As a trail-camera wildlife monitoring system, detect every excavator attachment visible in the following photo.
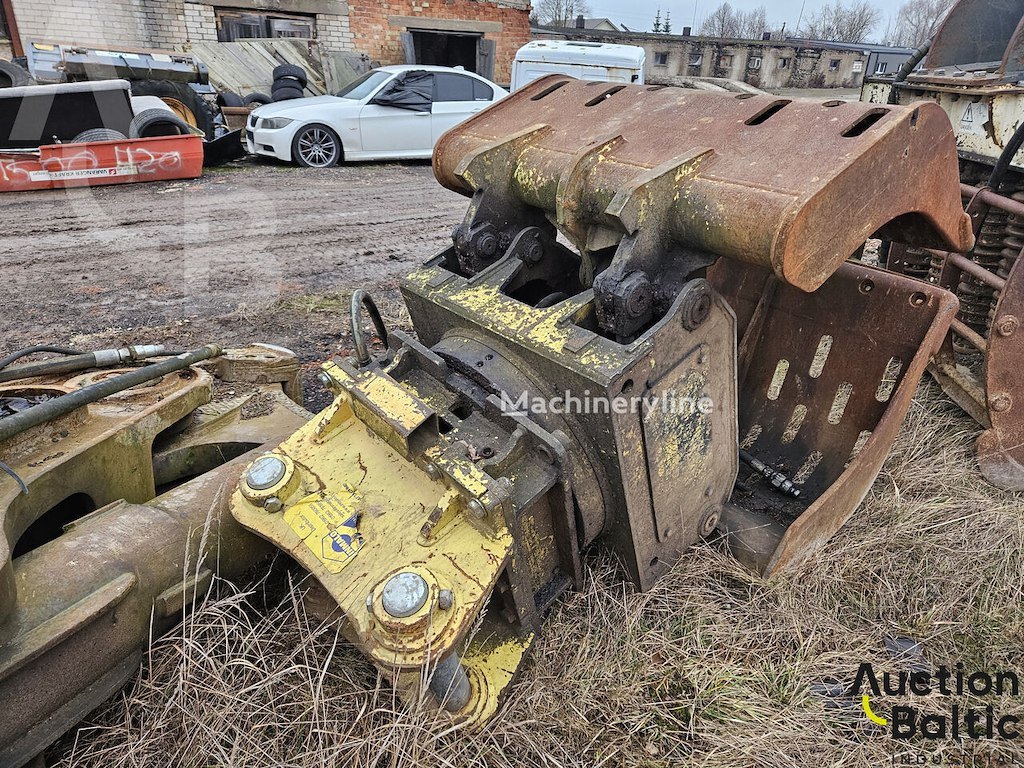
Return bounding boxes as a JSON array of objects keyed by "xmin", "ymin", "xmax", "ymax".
[
  {"xmin": 0, "ymin": 345, "xmax": 310, "ymax": 765},
  {"xmin": 230, "ymin": 78, "xmax": 971, "ymax": 722}
]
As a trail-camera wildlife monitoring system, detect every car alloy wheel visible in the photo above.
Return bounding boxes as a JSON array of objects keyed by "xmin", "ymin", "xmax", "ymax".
[{"xmin": 295, "ymin": 126, "xmax": 340, "ymax": 168}]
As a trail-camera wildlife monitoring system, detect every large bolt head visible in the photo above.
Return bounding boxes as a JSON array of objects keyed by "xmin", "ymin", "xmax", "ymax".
[
  {"xmin": 476, "ymin": 232, "xmax": 498, "ymax": 257},
  {"xmin": 991, "ymin": 392, "xmax": 1013, "ymax": 413},
  {"xmin": 997, "ymin": 315, "xmax": 1019, "ymax": 337},
  {"xmin": 438, "ymin": 589, "xmax": 454, "ymax": 611},
  {"xmin": 245, "ymin": 455, "xmax": 287, "ymax": 490},
  {"xmin": 381, "ymin": 572, "xmax": 429, "ymax": 618}
]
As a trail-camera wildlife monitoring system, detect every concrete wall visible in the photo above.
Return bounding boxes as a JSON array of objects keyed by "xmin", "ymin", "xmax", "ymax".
[
  {"xmin": 536, "ymin": 28, "xmax": 870, "ymax": 90},
  {"xmin": 348, "ymin": 0, "xmax": 530, "ymax": 83}
]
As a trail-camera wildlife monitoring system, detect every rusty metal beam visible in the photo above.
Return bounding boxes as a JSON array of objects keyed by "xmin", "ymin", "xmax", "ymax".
[
  {"xmin": 962, "ymin": 183, "xmax": 1024, "ymax": 217},
  {"xmin": 930, "ymin": 249, "xmax": 1008, "ymax": 291},
  {"xmin": 0, "ymin": 0, "xmax": 24, "ymax": 58}
]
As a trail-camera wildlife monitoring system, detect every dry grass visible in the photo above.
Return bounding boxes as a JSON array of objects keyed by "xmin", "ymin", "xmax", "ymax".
[{"xmin": 51, "ymin": 382, "xmax": 1024, "ymax": 767}]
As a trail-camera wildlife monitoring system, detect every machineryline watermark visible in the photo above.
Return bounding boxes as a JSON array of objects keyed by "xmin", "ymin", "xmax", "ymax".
[{"xmin": 498, "ymin": 389, "xmax": 715, "ymax": 417}]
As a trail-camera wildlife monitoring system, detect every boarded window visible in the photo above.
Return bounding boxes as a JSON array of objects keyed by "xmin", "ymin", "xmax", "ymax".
[
  {"xmin": 216, "ymin": 10, "xmax": 316, "ymax": 42},
  {"xmin": 719, "ymin": 54, "xmax": 734, "ymax": 67}
]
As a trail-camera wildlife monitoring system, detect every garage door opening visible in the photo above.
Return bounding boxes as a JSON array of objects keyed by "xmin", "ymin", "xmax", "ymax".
[{"xmin": 402, "ymin": 29, "xmax": 496, "ymax": 81}]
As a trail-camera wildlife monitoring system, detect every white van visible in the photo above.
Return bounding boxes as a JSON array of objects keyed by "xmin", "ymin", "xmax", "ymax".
[{"xmin": 511, "ymin": 41, "xmax": 646, "ymax": 92}]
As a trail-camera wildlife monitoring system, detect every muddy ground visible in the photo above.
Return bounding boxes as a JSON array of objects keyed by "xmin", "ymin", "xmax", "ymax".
[{"xmin": 1, "ymin": 158, "xmax": 465, "ymax": 408}]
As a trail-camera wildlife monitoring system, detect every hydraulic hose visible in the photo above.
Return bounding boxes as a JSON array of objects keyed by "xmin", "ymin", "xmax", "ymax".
[
  {"xmin": 350, "ymin": 290, "xmax": 389, "ymax": 368},
  {"xmin": 986, "ymin": 119, "xmax": 1024, "ymax": 193},
  {"xmin": 887, "ymin": 38, "xmax": 930, "ymax": 104},
  {"xmin": 0, "ymin": 345, "xmax": 167, "ymax": 384},
  {"xmin": 0, "ymin": 344, "xmax": 222, "ymax": 445},
  {"xmin": 0, "ymin": 346, "xmax": 82, "ymax": 371}
]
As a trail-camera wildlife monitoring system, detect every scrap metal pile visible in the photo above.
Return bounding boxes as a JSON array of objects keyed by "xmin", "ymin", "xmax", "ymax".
[
  {"xmin": 863, "ymin": 0, "xmax": 1024, "ymax": 491},
  {"xmin": 0, "ymin": 73, "xmax": 985, "ymax": 763}
]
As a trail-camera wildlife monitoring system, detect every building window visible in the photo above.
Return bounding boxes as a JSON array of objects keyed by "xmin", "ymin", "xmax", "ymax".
[
  {"xmin": 829, "ymin": 59, "xmax": 840, "ymax": 71},
  {"xmin": 747, "ymin": 55, "xmax": 762, "ymax": 70},
  {"xmin": 852, "ymin": 60, "xmax": 863, "ymax": 72},
  {"xmin": 874, "ymin": 61, "xmax": 888, "ymax": 74},
  {"xmin": 719, "ymin": 54, "xmax": 733, "ymax": 67},
  {"xmin": 215, "ymin": 10, "xmax": 316, "ymax": 42},
  {"xmin": 654, "ymin": 51, "xmax": 668, "ymax": 66},
  {"xmin": 688, "ymin": 53, "xmax": 702, "ymax": 67},
  {"xmin": 778, "ymin": 57, "xmax": 790, "ymax": 69}
]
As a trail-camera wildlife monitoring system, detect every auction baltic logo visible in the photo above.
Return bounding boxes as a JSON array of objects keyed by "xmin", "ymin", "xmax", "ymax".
[{"xmin": 852, "ymin": 663, "xmax": 1022, "ymax": 740}]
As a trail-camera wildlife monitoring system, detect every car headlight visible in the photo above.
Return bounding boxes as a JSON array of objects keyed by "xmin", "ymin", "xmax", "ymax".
[{"xmin": 260, "ymin": 117, "xmax": 295, "ymax": 130}]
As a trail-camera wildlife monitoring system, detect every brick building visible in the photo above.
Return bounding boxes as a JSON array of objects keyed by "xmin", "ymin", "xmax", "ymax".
[{"xmin": 0, "ymin": 0, "xmax": 530, "ymax": 83}]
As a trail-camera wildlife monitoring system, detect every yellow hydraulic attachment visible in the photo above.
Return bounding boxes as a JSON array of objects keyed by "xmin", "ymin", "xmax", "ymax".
[{"xmin": 231, "ymin": 77, "xmax": 972, "ymax": 721}]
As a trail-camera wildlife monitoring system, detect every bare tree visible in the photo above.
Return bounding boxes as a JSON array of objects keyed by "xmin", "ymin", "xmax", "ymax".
[
  {"xmin": 885, "ymin": 0, "xmax": 953, "ymax": 47},
  {"xmin": 534, "ymin": 0, "xmax": 592, "ymax": 27},
  {"xmin": 699, "ymin": 2, "xmax": 740, "ymax": 38},
  {"xmin": 800, "ymin": 1, "xmax": 882, "ymax": 43},
  {"xmin": 737, "ymin": 5, "xmax": 769, "ymax": 39},
  {"xmin": 700, "ymin": 3, "xmax": 772, "ymax": 39}
]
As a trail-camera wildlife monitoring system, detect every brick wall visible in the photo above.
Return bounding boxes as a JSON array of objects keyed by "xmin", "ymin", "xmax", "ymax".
[
  {"xmin": 144, "ymin": 0, "xmax": 187, "ymax": 47},
  {"xmin": 182, "ymin": 2, "xmax": 216, "ymax": 42},
  {"xmin": 318, "ymin": 13, "xmax": 354, "ymax": 50},
  {"xmin": 10, "ymin": 0, "xmax": 153, "ymax": 47},
  {"xmin": 348, "ymin": 0, "xmax": 531, "ymax": 83},
  {"xmin": 8, "ymin": 0, "xmax": 527, "ymax": 78}
]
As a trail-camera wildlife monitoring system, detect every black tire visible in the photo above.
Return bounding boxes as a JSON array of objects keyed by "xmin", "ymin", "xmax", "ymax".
[
  {"xmin": 72, "ymin": 128, "xmax": 128, "ymax": 143},
  {"xmin": 131, "ymin": 79, "xmax": 217, "ymax": 139},
  {"xmin": 128, "ymin": 108, "xmax": 194, "ymax": 138},
  {"xmin": 0, "ymin": 60, "xmax": 30, "ymax": 89},
  {"xmin": 243, "ymin": 92, "xmax": 272, "ymax": 106},
  {"xmin": 216, "ymin": 90, "xmax": 244, "ymax": 108},
  {"xmin": 272, "ymin": 64, "xmax": 308, "ymax": 87},
  {"xmin": 271, "ymin": 77, "xmax": 305, "ymax": 94},
  {"xmin": 291, "ymin": 123, "xmax": 342, "ymax": 168},
  {"xmin": 272, "ymin": 85, "xmax": 305, "ymax": 102}
]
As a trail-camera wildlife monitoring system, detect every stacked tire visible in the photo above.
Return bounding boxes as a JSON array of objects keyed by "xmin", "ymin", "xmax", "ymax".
[{"xmin": 271, "ymin": 64, "xmax": 307, "ymax": 102}]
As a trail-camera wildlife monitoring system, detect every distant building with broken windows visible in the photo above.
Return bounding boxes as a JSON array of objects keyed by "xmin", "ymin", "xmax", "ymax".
[{"xmin": 533, "ymin": 25, "xmax": 913, "ymax": 90}]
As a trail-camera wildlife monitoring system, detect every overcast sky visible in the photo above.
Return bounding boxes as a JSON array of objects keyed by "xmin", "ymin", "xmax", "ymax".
[{"xmin": 587, "ymin": 0, "xmax": 905, "ymax": 39}]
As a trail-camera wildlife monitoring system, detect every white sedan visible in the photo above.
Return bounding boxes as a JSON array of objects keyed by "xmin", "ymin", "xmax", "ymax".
[{"xmin": 245, "ymin": 65, "xmax": 507, "ymax": 167}]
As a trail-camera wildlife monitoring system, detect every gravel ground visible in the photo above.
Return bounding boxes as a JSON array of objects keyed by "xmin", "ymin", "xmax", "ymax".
[{"xmin": 0, "ymin": 158, "xmax": 463, "ymax": 367}]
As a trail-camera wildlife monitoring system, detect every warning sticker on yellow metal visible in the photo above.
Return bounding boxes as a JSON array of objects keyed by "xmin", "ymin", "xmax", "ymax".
[{"xmin": 284, "ymin": 491, "xmax": 364, "ymax": 574}]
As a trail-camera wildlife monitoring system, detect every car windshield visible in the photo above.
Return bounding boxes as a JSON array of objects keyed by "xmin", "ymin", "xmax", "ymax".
[{"xmin": 335, "ymin": 70, "xmax": 392, "ymax": 100}]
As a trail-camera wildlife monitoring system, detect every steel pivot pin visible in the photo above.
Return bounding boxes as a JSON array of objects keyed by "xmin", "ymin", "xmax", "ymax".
[
  {"xmin": 245, "ymin": 455, "xmax": 287, "ymax": 490},
  {"xmin": 381, "ymin": 572, "xmax": 429, "ymax": 618}
]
